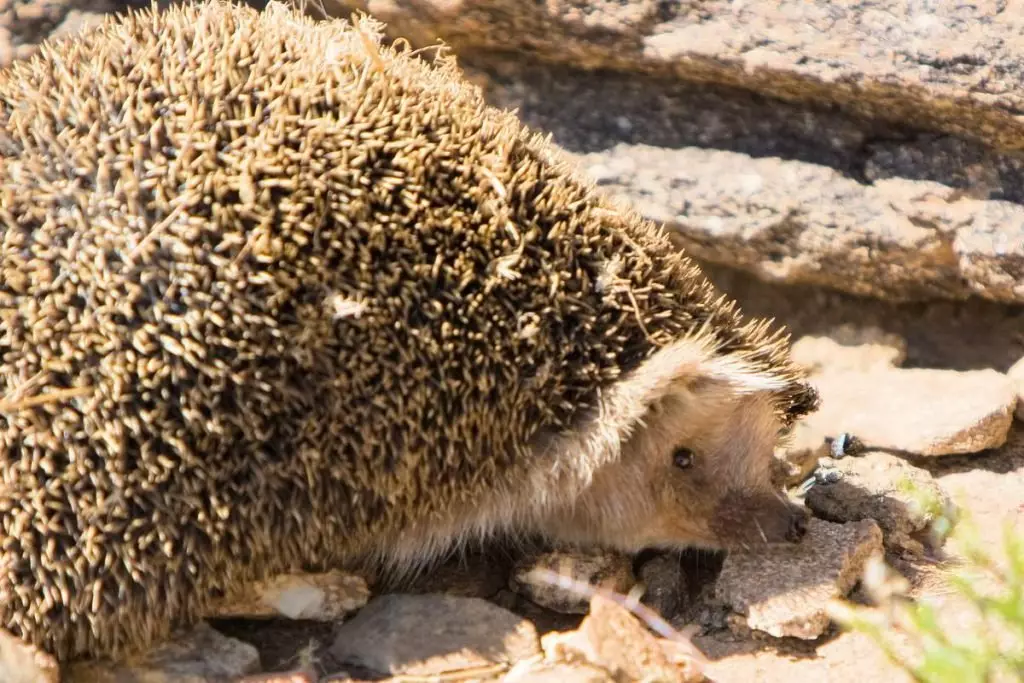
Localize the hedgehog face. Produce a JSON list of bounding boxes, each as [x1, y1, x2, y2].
[[628, 387, 809, 552], [538, 337, 812, 554]]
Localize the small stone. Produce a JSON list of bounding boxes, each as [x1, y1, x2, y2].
[[637, 553, 688, 620], [0, 628, 60, 683], [804, 451, 956, 556], [328, 594, 540, 678], [715, 519, 883, 639], [790, 326, 907, 373], [1009, 356, 1024, 421], [542, 595, 705, 683], [206, 570, 370, 621], [800, 368, 1018, 456], [67, 622, 261, 683], [510, 549, 636, 614]]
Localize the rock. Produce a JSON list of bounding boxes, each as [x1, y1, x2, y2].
[[804, 451, 956, 556], [636, 553, 688, 620], [326, 0, 1024, 156], [579, 145, 1024, 304], [206, 570, 370, 621], [790, 326, 907, 373], [328, 594, 541, 678], [799, 368, 1018, 456], [1009, 356, 1024, 421], [510, 549, 636, 614], [321, 0, 667, 72], [0, 0, 124, 69], [715, 518, 883, 639], [66, 622, 261, 683], [542, 595, 705, 683], [0, 628, 60, 683]]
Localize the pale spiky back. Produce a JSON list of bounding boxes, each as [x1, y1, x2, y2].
[[0, 0, 814, 660]]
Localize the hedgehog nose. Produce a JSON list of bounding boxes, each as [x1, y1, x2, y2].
[[786, 508, 810, 543]]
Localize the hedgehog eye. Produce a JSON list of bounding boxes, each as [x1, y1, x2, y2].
[[672, 447, 695, 470]]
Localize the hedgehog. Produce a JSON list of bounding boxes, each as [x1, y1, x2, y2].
[[0, 0, 819, 662]]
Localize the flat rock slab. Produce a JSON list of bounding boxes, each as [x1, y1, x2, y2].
[[67, 622, 261, 683], [510, 549, 635, 615], [716, 518, 883, 639], [797, 368, 1018, 456], [329, 594, 541, 678], [328, 0, 1024, 154], [205, 570, 370, 621], [805, 451, 955, 556], [580, 145, 1024, 304]]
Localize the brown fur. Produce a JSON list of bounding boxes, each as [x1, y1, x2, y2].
[[0, 0, 817, 661]]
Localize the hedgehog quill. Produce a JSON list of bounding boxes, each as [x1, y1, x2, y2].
[[0, 0, 818, 661]]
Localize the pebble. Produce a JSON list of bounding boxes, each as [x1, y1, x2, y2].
[[206, 570, 370, 621], [509, 549, 636, 614], [542, 595, 705, 683], [715, 519, 883, 639], [66, 622, 261, 683], [804, 451, 957, 556], [328, 594, 540, 678]]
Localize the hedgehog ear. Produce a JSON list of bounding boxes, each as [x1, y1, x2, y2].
[[680, 354, 793, 396], [537, 337, 791, 476], [610, 337, 791, 414]]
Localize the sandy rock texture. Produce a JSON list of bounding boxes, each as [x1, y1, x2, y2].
[[1010, 355, 1024, 421], [314, 0, 1024, 304], [329, 594, 542, 679], [714, 518, 883, 639], [797, 367, 1018, 456]]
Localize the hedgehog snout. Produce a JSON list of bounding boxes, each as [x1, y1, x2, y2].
[[709, 489, 811, 548]]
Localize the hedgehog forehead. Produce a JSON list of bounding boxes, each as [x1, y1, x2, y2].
[[658, 378, 783, 450]]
